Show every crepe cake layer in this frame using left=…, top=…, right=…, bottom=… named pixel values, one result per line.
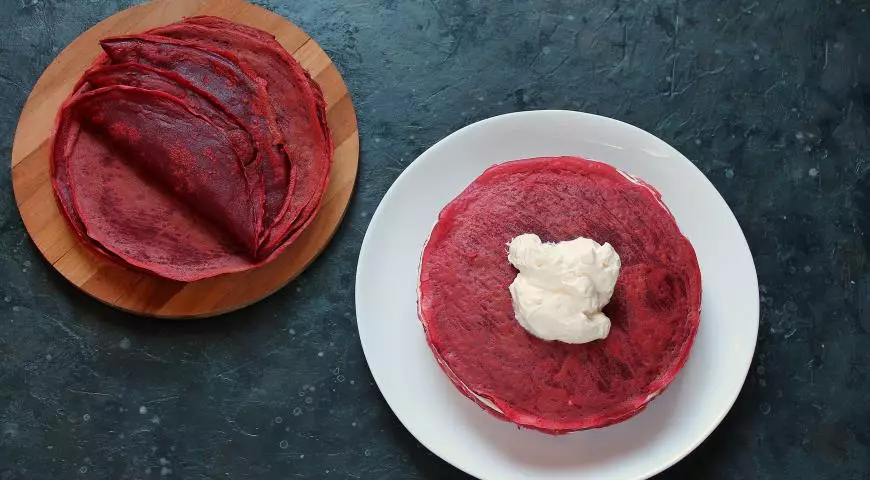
left=50, top=17, right=333, bottom=281
left=418, top=156, right=702, bottom=434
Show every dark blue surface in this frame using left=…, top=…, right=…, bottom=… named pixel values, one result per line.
left=1, top=0, right=868, bottom=478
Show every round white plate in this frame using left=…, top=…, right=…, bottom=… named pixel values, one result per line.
left=356, top=110, right=758, bottom=480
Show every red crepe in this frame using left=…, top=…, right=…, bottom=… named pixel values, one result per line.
left=418, top=157, right=702, bottom=434
left=147, top=18, right=332, bottom=253
left=99, top=34, right=294, bottom=253
left=51, top=85, right=117, bottom=260
left=81, top=63, right=258, bottom=168
left=81, top=63, right=265, bottom=240
left=54, top=86, right=257, bottom=280
left=50, top=18, right=333, bottom=281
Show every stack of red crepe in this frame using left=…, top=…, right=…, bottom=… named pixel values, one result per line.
left=51, top=16, right=332, bottom=282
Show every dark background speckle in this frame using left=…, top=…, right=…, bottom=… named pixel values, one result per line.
left=1, top=0, right=869, bottom=479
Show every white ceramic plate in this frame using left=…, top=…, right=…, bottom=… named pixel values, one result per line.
left=356, top=110, right=758, bottom=480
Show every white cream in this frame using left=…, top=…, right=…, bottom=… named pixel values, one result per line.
left=507, top=233, right=620, bottom=344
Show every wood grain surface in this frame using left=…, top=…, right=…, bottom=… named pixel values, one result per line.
left=10, top=0, right=359, bottom=318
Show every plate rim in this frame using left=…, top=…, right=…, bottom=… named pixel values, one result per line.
left=356, top=109, right=759, bottom=480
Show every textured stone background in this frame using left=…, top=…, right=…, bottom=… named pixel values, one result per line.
left=1, top=0, right=868, bottom=478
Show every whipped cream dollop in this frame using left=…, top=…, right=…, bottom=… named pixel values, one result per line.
left=507, top=233, right=621, bottom=344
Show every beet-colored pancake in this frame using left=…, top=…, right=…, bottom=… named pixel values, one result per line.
left=54, top=86, right=257, bottom=281
left=51, top=84, right=118, bottom=260
left=99, top=34, right=292, bottom=255
left=81, top=63, right=258, bottom=168
left=80, top=63, right=265, bottom=240
left=418, top=156, right=702, bottom=434
left=182, top=16, right=277, bottom=43
left=50, top=17, right=334, bottom=282
left=147, top=18, right=332, bottom=253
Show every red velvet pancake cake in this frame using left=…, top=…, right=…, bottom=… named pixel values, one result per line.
left=418, top=156, right=702, bottom=434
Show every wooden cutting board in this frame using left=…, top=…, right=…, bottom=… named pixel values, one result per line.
left=10, top=0, right=359, bottom=318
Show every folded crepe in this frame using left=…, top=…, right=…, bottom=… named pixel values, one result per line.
left=50, top=17, right=333, bottom=281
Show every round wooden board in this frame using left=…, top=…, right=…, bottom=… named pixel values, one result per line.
left=10, top=0, right=359, bottom=318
